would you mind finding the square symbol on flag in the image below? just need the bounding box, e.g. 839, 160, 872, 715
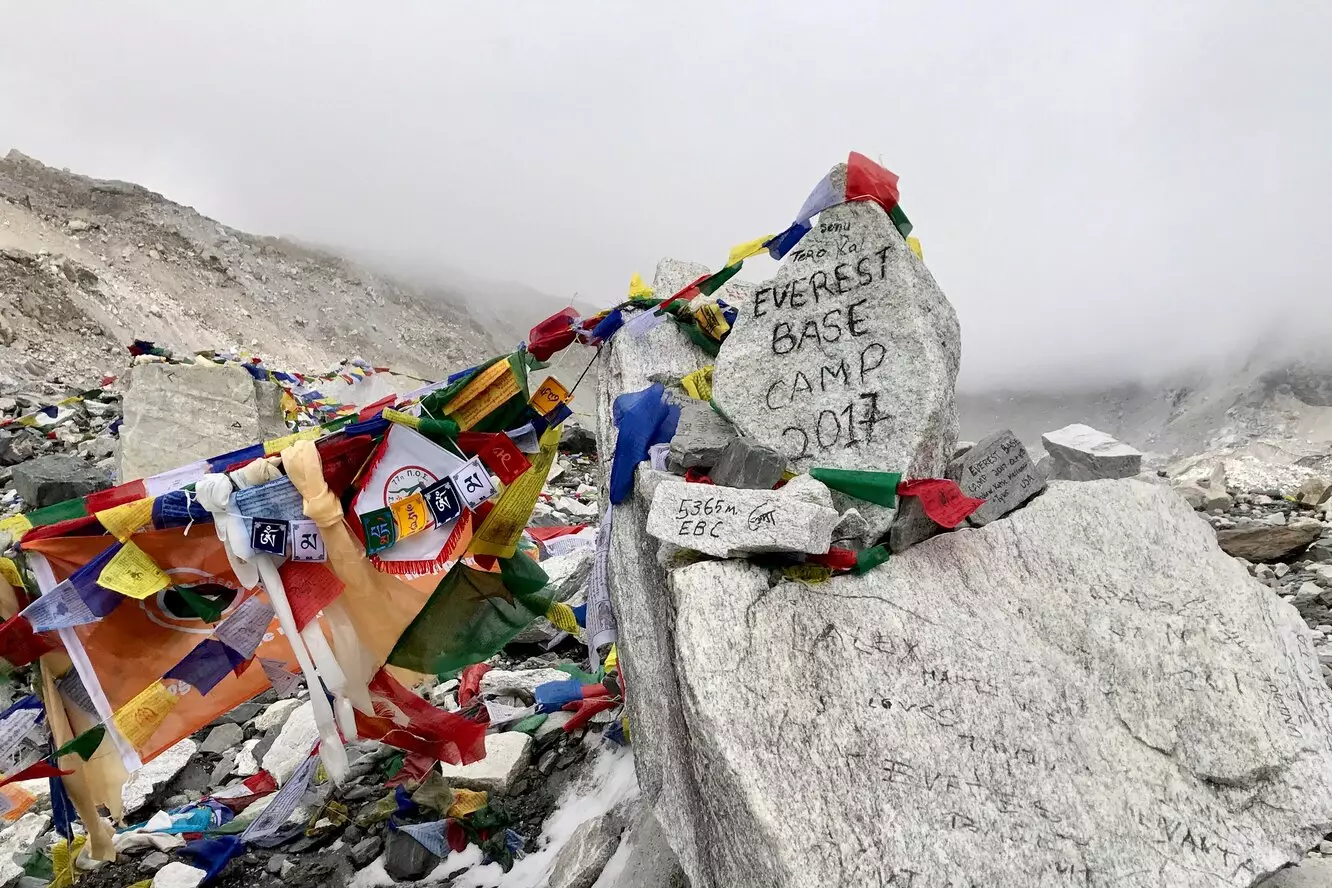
290, 519, 326, 562
451, 457, 496, 510
250, 519, 289, 556
422, 477, 462, 526
361, 507, 396, 555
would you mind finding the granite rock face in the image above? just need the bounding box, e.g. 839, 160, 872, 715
645, 480, 837, 558
1041, 423, 1143, 481
622, 480, 1332, 888
707, 438, 786, 490
118, 362, 288, 482
712, 163, 960, 536
668, 401, 737, 470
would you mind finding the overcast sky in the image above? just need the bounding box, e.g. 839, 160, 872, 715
1, 1, 1329, 389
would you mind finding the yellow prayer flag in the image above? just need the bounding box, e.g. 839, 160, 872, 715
529, 376, 571, 417
727, 234, 775, 267
382, 408, 423, 430
0, 514, 33, 542
627, 273, 654, 299
468, 426, 561, 558
445, 361, 520, 431
0, 558, 21, 589
98, 541, 171, 599
49, 835, 88, 888
447, 788, 489, 818
95, 497, 155, 542
782, 563, 832, 585
111, 680, 179, 751
604, 644, 618, 672
694, 303, 730, 340
546, 601, 581, 635
390, 491, 432, 539
265, 433, 298, 455
680, 367, 714, 402
907, 236, 923, 260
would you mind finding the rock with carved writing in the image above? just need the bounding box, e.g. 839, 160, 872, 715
644, 479, 837, 558
621, 479, 1332, 888
948, 429, 1047, 526
1041, 423, 1142, 481
712, 163, 960, 540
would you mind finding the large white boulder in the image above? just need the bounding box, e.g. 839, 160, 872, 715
617, 479, 1332, 887
1041, 423, 1143, 481
119, 361, 288, 481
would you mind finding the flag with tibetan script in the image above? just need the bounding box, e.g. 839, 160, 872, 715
351, 424, 470, 575
22, 527, 296, 761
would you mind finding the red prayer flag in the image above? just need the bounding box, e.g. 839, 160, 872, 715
84, 480, 149, 515
458, 663, 491, 708
563, 697, 616, 733
457, 432, 532, 485
527, 309, 579, 361
0, 614, 57, 668
278, 561, 346, 632
353, 669, 487, 765
807, 548, 859, 571
845, 151, 901, 215
213, 770, 278, 813
356, 395, 397, 421
897, 478, 984, 528
525, 524, 590, 543
384, 752, 437, 788
658, 274, 710, 311
0, 760, 72, 788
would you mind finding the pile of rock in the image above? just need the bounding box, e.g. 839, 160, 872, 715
595, 163, 1332, 887
0, 389, 119, 526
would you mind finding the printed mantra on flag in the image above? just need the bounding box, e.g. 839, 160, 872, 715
755, 242, 895, 459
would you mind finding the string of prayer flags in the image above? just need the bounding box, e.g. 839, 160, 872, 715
458, 432, 532, 485
727, 235, 776, 267
165, 640, 249, 696
214, 596, 275, 661
387, 557, 557, 675
468, 426, 562, 558
897, 478, 984, 528
809, 467, 902, 508
279, 561, 345, 632
111, 679, 180, 750
0, 614, 57, 668
54, 725, 105, 762
98, 540, 171, 600
627, 273, 654, 299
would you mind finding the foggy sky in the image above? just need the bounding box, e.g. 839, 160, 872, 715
2, 1, 1329, 390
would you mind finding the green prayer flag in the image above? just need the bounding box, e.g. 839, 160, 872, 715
677, 318, 721, 357
853, 544, 892, 575
697, 262, 743, 297
177, 587, 224, 623
554, 663, 599, 684
510, 713, 548, 736
387, 559, 556, 675
889, 204, 912, 239
55, 724, 105, 762
26, 498, 89, 528
808, 467, 902, 508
